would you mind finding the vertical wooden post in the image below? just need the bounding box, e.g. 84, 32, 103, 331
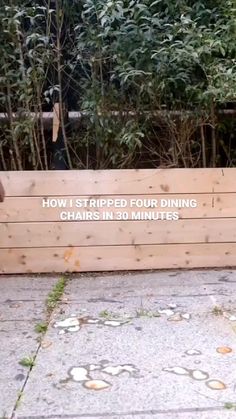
52, 102, 60, 143
0, 180, 5, 202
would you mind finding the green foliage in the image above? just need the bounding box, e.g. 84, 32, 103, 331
19, 356, 35, 368
46, 277, 67, 312
0, 0, 235, 169
136, 308, 161, 318
34, 322, 48, 334
212, 306, 224, 316
224, 402, 236, 410
99, 309, 114, 318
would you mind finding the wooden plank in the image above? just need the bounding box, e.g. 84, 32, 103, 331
0, 243, 235, 273
1, 168, 236, 274
1, 219, 236, 248
0, 168, 235, 196
1, 193, 235, 222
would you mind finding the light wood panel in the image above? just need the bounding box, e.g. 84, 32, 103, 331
0, 168, 235, 196
1, 193, 235, 222
0, 243, 235, 274
0, 219, 235, 248
1, 168, 236, 273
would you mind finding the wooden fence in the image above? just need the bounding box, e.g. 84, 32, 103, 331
0, 168, 236, 274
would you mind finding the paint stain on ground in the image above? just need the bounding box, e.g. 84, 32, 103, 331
69, 367, 90, 382
157, 303, 191, 321
191, 370, 209, 380
54, 317, 81, 332
206, 380, 227, 390
163, 362, 226, 391
216, 346, 232, 354
185, 349, 202, 356
53, 316, 130, 334
167, 312, 191, 321
223, 312, 236, 321
53, 305, 192, 336
68, 362, 139, 391
163, 366, 208, 380
103, 320, 124, 327
83, 380, 110, 390
102, 364, 138, 376
158, 309, 174, 316
163, 366, 189, 376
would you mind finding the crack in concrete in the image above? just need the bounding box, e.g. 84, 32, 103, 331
16, 405, 227, 418
10, 279, 70, 419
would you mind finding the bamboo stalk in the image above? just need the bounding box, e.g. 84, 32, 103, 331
55, 0, 72, 169
37, 86, 48, 169
210, 104, 217, 168
6, 84, 23, 170
0, 142, 7, 170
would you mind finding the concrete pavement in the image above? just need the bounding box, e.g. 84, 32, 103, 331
0, 270, 236, 419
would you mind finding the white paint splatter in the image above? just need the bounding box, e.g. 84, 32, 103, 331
67, 325, 80, 332
102, 366, 123, 376
185, 349, 202, 356
223, 312, 236, 321
163, 366, 189, 375
89, 364, 102, 371
121, 365, 138, 374
102, 365, 138, 376
54, 317, 80, 329
69, 367, 90, 382
104, 320, 122, 327
191, 370, 209, 381
158, 309, 174, 316
181, 313, 191, 320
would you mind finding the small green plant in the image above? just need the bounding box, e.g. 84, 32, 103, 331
46, 277, 67, 312
99, 310, 113, 319
19, 356, 35, 368
136, 308, 160, 318
35, 322, 48, 334
15, 390, 24, 409
224, 402, 236, 410
212, 306, 223, 316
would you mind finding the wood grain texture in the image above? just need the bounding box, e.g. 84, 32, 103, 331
0, 168, 235, 196
0, 218, 235, 248
0, 193, 235, 222
1, 168, 236, 273
0, 243, 235, 274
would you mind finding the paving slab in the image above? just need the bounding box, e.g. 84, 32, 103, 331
0, 276, 58, 419
15, 270, 236, 419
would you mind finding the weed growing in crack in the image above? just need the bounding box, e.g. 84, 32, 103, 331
46, 277, 67, 313
136, 308, 160, 318
19, 356, 35, 368
99, 310, 114, 319
35, 322, 48, 334
224, 402, 236, 410
15, 390, 24, 408
212, 306, 224, 316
